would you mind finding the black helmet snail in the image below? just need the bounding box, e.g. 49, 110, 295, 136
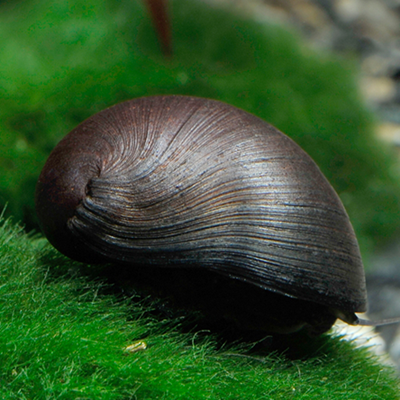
35, 95, 367, 335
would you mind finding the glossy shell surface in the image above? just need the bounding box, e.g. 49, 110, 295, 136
36, 95, 367, 323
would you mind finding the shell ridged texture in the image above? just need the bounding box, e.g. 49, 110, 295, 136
36, 96, 367, 314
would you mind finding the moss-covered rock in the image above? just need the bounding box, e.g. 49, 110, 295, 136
0, 218, 399, 399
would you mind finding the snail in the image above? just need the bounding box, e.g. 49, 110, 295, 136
35, 95, 368, 336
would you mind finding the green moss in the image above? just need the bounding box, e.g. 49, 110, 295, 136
0, 218, 398, 399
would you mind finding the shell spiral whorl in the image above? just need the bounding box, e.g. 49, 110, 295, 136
36, 95, 367, 334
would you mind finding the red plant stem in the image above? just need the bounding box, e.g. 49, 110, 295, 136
143, 0, 172, 57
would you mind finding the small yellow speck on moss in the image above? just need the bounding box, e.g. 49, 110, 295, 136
124, 341, 147, 354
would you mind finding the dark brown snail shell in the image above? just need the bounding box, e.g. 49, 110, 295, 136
35, 95, 367, 335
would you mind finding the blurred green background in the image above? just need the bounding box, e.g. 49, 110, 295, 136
1, 0, 400, 268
